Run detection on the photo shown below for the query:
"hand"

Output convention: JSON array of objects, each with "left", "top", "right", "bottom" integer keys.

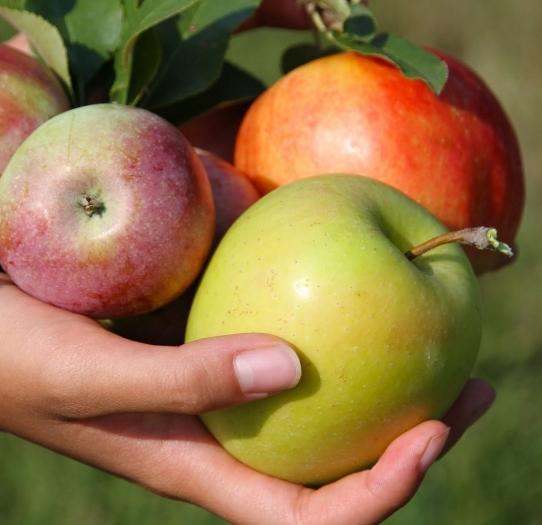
[{"left": 0, "top": 274, "right": 494, "bottom": 525}]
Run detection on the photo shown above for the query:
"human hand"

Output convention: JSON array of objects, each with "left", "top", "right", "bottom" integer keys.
[{"left": 0, "top": 274, "right": 494, "bottom": 525}]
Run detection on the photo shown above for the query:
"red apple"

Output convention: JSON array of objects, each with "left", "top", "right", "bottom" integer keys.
[
  {"left": 104, "top": 285, "right": 196, "bottom": 346},
  {"left": 251, "top": 0, "right": 310, "bottom": 30},
  {"left": 235, "top": 51, "right": 524, "bottom": 273},
  {"left": 105, "top": 151, "right": 258, "bottom": 341},
  {"left": 180, "top": 103, "right": 249, "bottom": 163},
  {"left": 0, "top": 104, "right": 215, "bottom": 318},
  {"left": 0, "top": 44, "right": 70, "bottom": 175},
  {"left": 197, "top": 149, "right": 259, "bottom": 242}
]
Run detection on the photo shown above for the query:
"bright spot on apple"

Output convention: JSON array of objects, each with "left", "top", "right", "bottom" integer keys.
[{"left": 293, "top": 278, "right": 311, "bottom": 299}]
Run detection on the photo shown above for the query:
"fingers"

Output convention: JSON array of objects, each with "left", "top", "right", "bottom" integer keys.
[
  {"left": 0, "top": 277, "right": 301, "bottom": 421},
  {"left": 296, "top": 421, "right": 450, "bottom": 525},
  {"left": 33, "top": 328, "right": 301, "bottom": 419},
  {"left": 441, "top": 378, "right": 496, "bottom": 455}
]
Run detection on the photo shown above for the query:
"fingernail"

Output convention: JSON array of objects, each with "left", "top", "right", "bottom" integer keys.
[
  {"left": 234, "top": 344, "right": 302, "bottom": 396},
  {"left": 419, "top": 428, "right": 450, "bottom": 473}
]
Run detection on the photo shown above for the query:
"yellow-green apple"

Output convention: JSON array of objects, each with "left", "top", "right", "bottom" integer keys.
[
  {"left": 197, "top": 149, "right": 259, "bottom": 243},
  {"left": 186, "top": 174, "right": 483, "bottom": 485},
  {"left": 0, "top": 44, "right": 69, "bottom": 175},
  {"left": 0, "top": 104, "right": 215, "bottom": 318},
  {"left": 234, "top": 51, "right": 524, "bottom": 273}
]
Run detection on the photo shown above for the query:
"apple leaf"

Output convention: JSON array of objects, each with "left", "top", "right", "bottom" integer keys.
[
  {"left": 158, "top": 61, "right": 264, "bottom": 124},
  {"left": 227, "top": 27, "right": 334, "bottom": 87},
  {"left": 24, "top": 0, "right": 122, "bottom": 100},
  {"left": 343, "top": 4, "right": 376, "bottom": 38},
  {"left": 0, "top": 5, "right": 72, "bottom": 94},
  {"left": 331, "top": 31, "right": 448, "bottom": 94},
  {"left": 144, "top": 0, "right": 261, "bottom": 110},
  {"left": 128, "top": 27, "right": 162, "bottom": 106},
  {"left": 110, "top": 0, "right": 201, "bottom": 105},
  {"left": 0, "top": 16, "right": 15, "bottom": 41}
]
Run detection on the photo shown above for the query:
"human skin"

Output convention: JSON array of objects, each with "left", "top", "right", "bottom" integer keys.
[
  {"left": 0, "top": 44, "right": 70, "bottom": 174},
  {"left": 0, "top": 274, "right": 495, "bottom": 525},
  {"left": 235, "top": 51, "right": 524, "bottom": 273},
  {"left": 0, "top": 104, "right": 215, "bottom": 318}
]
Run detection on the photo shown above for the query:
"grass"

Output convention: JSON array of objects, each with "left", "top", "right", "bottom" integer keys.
[{"left": 1, "top": 1, "right": 541, "bottom": 523}]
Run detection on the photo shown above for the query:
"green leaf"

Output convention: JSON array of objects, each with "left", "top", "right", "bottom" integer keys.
[
  {"left": 227, "top": 27, "right": 334, "bottom": 87},
  {"left": 0, "top": 6, "right": 72, "bottom": 93},
  {"left": 158, "top": 61, "right": 264, "bottom": 124},
  {"left": 110, "top": 0, "right": 201, "bottom": 104},
  {"left": 5, "top": 0, "right": 122, "bottom": 103},
  {"left": 145, "top": 0, "right": 260, "bottom": 110},
  {"left": 128, "top": 27, "right": 162, "bottom": 106},
  {"left": 0, "top": 16, "right": 15, "bottom": 41},
  {"left": 343, "top": 4, "right": 376, "bottom": 38},
  {"left": 331, "top": 31, "right": 449, "bottom": 94}
]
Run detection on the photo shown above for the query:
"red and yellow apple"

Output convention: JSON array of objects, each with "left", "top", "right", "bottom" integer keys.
[
  {"left": 235, "top": 51, "right": 524, "bottom": 273},
  {"left": 0, "top": 44, "right": 70, "bottom": 175},
  {"left": 0, "top": 104, "right": 215, "bottom": 318}
]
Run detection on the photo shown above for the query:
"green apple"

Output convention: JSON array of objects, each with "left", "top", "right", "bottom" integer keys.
[{"left": 185, "top": 174, "right": 482, "bottom": 485}]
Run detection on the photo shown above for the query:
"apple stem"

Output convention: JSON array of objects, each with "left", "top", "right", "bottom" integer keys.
[
  {"left": 302, "top": 1, "right": 350, "bottom": 33},
  {"left": 78, "top": 194, "right": 104, "bottom": 218},
  {"left": 404, "top": 227, "right": 514, "bottom": 261}
]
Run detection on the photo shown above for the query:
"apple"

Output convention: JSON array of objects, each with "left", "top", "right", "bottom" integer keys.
[
  {"left": 0, "top": 44, "right": 70, "bottom": 175},
  {"left": 197, "top": 149, "right": 260, "bottom": 243},
  {"left": 5, "top": 33, "right": 31, "bottom": 55},
  {"left": 254, "top": 0, "right": 310, "bottom": 29},
  {"left": 104, "top": 149, "right": 257, "bottom": 340},
  {"left": 0, "top": 104, "right": 215, "bottom": 318},
  {"left": 186, "top": 174, "right": 484, "bottom": 485},
  {"left": 234, "top": 51, "right": 524, "bottom": 273},
  {"left": 180, "top": 103, "right": 250, "bottom": 163},
  {"left": 237, "top": 0, "right": 310, "bottom": 32},
  {"left": 104, "top": 285, "right": 196, "bottom": 346}
]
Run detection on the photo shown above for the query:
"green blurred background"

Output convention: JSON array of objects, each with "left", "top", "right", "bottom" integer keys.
[{"left": 1, "top": 1, "right": 541, "bottom": 524}]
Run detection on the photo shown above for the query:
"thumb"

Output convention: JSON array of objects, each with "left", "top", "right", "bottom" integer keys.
[
  {"left": 44, "top": 330, "right": 301, "bottom": 419},
  {"left": 304, "top": 421, "right": 450, "bottom": 525}
]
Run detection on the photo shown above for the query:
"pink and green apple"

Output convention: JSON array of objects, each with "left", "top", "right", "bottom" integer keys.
[
  {"left": 0, "top": 44, "right": 69, "bottom": 175},
  {"left": 0, "top": 103, "right": 215, "bottom": 318}
]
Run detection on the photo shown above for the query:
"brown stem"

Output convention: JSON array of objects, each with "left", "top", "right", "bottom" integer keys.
[
  {"left": 79, "top": 194, "right": 104, "bottom": 218},
  {"left": 405, "top": 227, "right": 514, "bottom": 261}
]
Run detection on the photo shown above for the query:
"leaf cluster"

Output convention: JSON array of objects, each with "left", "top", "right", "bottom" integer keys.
[{"left": 0, "top": 0, "right": 448, "bottom": 123}]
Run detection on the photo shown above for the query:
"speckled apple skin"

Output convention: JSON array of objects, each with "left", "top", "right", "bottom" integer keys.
[
  {"left": 0, "top": 104, "right": 215, "bottom": 318},
  {"left": 186, "top": 175, "right": 482, "bottom": 485},
  {"left": 235, "top": 51, "right": 524, "bottom": 273},
  {"left": 197, "top": 149, "right": 259, "bottom": 242},
  {"left": 0, "top": 44, "right": 70, "bottom": 174}
]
